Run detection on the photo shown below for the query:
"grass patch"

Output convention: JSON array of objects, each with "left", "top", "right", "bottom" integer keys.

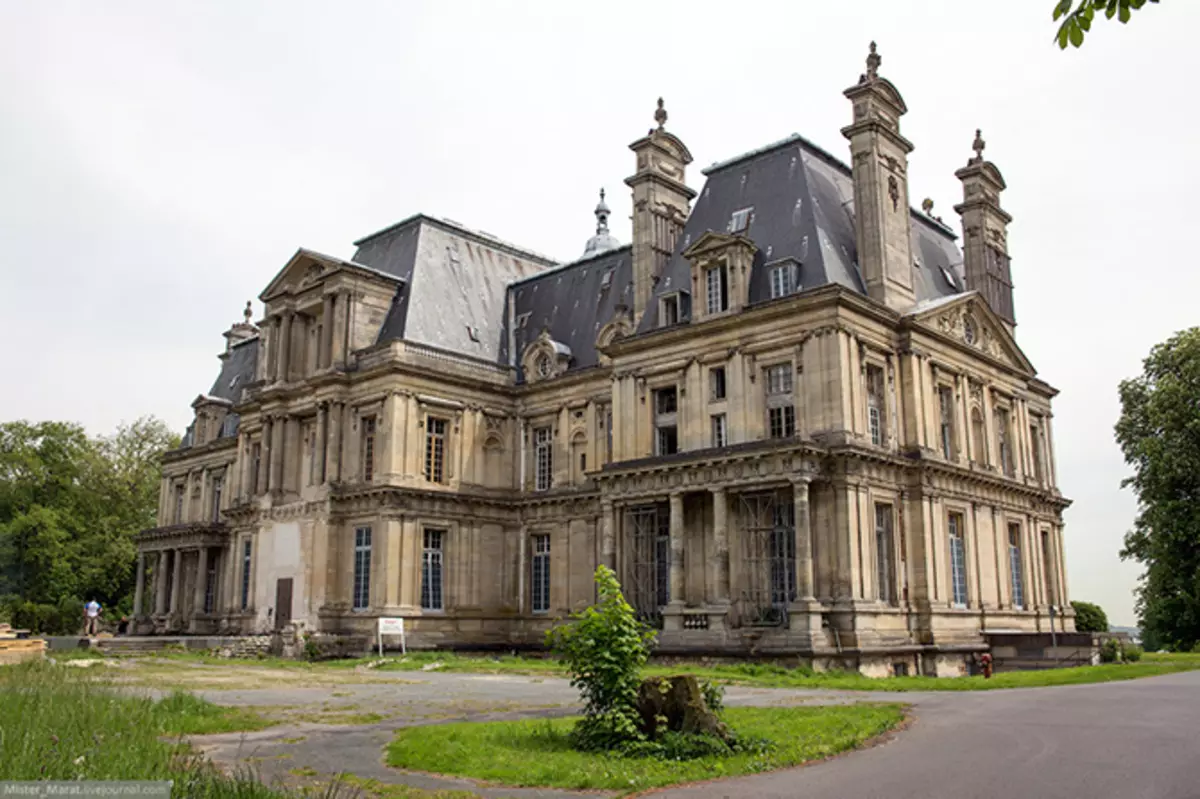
[
  {"left": 0, "top": 661, "right": 283, "bottom": 797},
  {"left": 292, "top": 711, "right": 386, "bottom": 726},
  {"left": 387, "top": 704, "right": 903, "bottom": 792},
  {"left": 342, "top": 775, "right": 481, "bottom": 798}
]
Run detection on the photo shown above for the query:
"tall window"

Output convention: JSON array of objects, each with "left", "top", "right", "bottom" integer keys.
[
  {"left": 705, "top": 264, "right": 729, "bottom": 314},
  {"left": 1030, "top": 421, "right": 1045, "bottom": 483},
  {"left": 654, "top": 387, "right": 678, "bottom": 455},
  {"left": 534, "top": 427, "right": 553, "bottom": 491},
  {"left": 1008, "top": 524, "right": 1025, "bottom": 610},
  {"left": 531, "top": 534, "right": 550, "bottom": 614},
  {"left": 352, "top": 526, "right": 372, "bottom": 611},
  {"left": 203, "top": 555, "right": 216, "bottom": 614},
  {"left": 425, "top": 417, "right": 447, "bottom": 483},
  {"left": 361, "top": 416, "right": 377, "bottom": 482},
  {"left": 240, "top": 538, "right": 252, "bottom": 611},
  {"left": 421, "top": 529, "right": 445, "bottom": 611},
  {"left": 971, "top": 408, "right": 986, "bottom": 464},
  {"left": 660, "top": 294, "right": 680, "bottom": 326},
  {"left": 938, "top": 386, "right": 956, "bottom": 460},
  {"left": 709, "top": 367, "right": 726, "bottom": 401},
  {"left": 769, "top": 263, "right": 796, "bottom": 298},
  {"left": 765, "top": 364, "right": 795, "bottom": 439},
  {"left": 711, "top": 414, "right": 727, "bottom": 448},
  {"left": 173, "top": 483, "right": 185, "bottom": 524},
  {"left": 948, "top": 513, "right": 968, "bottom": 607},
  {"left": 210, "top": 476, "right": 223, "bottom": 523},
  {"left": 251, "top": 442, "right": 262, "bottom": 494},
  {"left": 866, "top": 364, "right": 885, "bottom": 447},
  {"left": 875, "top": 504, "right": 896, "bottom": 605},
  {"left": 996, "top": 408, "right": 1013, "bottom": 476}
]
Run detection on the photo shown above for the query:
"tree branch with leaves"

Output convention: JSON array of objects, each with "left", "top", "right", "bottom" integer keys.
[{"left": 1054, "top": 0, "right": 1159, "bottom": 48}]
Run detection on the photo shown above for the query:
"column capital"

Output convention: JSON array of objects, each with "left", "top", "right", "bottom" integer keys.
[
  {"left": 790, "top": 474, "right": 813, "bottom": 488},
  {"left": 708, "top": 485, "right": 727, "bottom": 496}
]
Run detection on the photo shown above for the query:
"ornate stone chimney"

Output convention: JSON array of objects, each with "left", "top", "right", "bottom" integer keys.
[
  {"left": 222, "top": 301, "right": 259, "bottom": 356},
  {"left": 625, "top": 99, "right": 695, "bottom": 325},
  {"left": 841, "top": 42, "right": 916, "bottom": 312},
  {"left": 955, "top": 129, "right": 1016, "bottom": 334}
]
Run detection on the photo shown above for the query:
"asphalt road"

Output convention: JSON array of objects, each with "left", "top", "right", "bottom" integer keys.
[{"left": 647, "top": 670, "right": 1200, "bottom": 799}]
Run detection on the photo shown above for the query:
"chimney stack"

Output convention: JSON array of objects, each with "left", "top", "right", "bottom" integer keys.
[
  {"left": 841, "top": 42, "right": 916, "bottom": 312},
  {"left": 954, "top": 129, "right": 1016, "bottom": 334},
  {"left": 625, "top": 98, "right": 695, "bottom": 326}
]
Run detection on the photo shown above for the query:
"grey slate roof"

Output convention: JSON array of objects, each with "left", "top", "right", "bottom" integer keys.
[
  {"left": 509, "top": 246, "right": 633, "bottom": 381},
  {"left": 638, "top": 134, "right": 964, "bottom": 332},
  {"left": 354, "top": 215, "right": 556, "bottom": 364},
  {"left": 208, "top": 337, "right": 258, "bottom": 404}
]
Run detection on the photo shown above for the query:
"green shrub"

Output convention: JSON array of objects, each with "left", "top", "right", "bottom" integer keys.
[
  {"left": 1099, "top": 638, "right": 1122, "bottom": 663},
  {"left": 546, "top": 565, "right": 657, "bottom": 752},
  {"left": 1071, "top": 601, "right": 1109, "bottom": 633},
  {"left": 699, "top": 679, "right": 725, "bottom": 713},
  {"left": 2, "top": 596, "right": 85, "bottom": 635},
  {"left": 1124, "top": 644, "right": 1144, "bottom": 662}
]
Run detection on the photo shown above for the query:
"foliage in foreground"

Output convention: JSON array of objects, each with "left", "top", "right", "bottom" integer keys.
[
  {"left": 0, "top": 417, "right": 178, "bottom": 633},
  {"left": 1116, "top": 327, "right": 1200, "bottom": 652},
  {"left": 387, "top": 704, "right": 903, "bottom": 792},
  {"left": 0, "top": 661, "right": 280, "bottom": 797},
  {"left": 1071, "top": 600, "right": 1110, "bottom": 633},
  {"left": 545, "top": 565, "right": 657, "bottom": 752},
  {"left": 1053, "top": 0, "right": 1159, "bottom": 49}
]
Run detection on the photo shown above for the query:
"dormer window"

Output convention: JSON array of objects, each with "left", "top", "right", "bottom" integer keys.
[
  {"left": 705, "top": 265, "right": 729, "bottom": 315},
  {"left": 660, "top": 294, "right": 680, "bottom": 326},
  {"left": 729, "top": 207, "right": 753, "bottom": 233},
  {"left": 769, "top": 262, "right": 798, "bottom": 299}
]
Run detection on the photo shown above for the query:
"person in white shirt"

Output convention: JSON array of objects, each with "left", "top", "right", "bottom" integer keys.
[{"left": 83, "top": 600, "right": 102, "bottom": 637}]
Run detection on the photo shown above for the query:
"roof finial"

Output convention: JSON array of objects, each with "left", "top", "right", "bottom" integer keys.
[
  {"left": 971, "top": 128, "right": 986, "bottom": 165},
  {"left": 594, "top": 188, "right": 611, "bottom": 234},
  {"left": 654, "top": 97, "right": 667, "bottom": 131},
  {"left": 242, "top": 300, "right": 253, "bottom": 325},
  {"left": 921, "top": 198, "right": 934, "bottom": 215},
  {"left": 866, "top": 41, "right": 881, "bottom": 81}
]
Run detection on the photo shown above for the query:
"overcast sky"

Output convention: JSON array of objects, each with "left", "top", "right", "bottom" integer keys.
[{"left": 2, "top": 1, "right": 1194, "bottom": 626}]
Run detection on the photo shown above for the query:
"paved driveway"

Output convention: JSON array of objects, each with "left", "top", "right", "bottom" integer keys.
[
  {"left": 648, "top": 670, "right": 1200, "bottom": 799},
  {"left": 188, "top": 668, "right": 1200, "bottom": 799}
]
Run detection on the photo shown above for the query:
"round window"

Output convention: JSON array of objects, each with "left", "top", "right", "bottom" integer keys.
[{"left": 536, "top": 354, "right": 553, "bottom": 377}]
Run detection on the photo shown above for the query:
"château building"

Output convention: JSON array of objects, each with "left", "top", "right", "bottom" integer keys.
[{"left": 134, "top": 44, "right": 1073, "bottom": 676}]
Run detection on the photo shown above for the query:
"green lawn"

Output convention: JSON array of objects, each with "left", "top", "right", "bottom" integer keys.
[
  {"left": 0, "top": 661, "right": 278, "bottom": 797},
  {"left": 387, "top": 705, "right": 904, "bottom": 793}
]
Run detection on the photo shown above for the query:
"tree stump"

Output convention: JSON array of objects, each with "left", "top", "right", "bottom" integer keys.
[{"left": 636, "top": 675, "right": 729, "bottom": 741}]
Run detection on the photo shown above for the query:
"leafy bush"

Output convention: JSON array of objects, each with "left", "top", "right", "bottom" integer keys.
[
  {"left": 546, "top": 565, "right": 657, "bottom": 752},
  {"left": 699, "top": 679, "right": 725, "bottom": 713},
  {"left": 1099, "top": 638, "right": 1122, "bottom": 663},
  {"left": 1071, "top": 601, "right": 1109, "bottom": 633},
  {"left": 1124, "top": 644, "right": 1143, "bottom": 662},
  {"left": 2, "top": 596, "right": 85, "bottom": 635}
]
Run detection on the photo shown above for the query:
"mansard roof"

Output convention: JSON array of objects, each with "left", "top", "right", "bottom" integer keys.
[
  {"left": 509, "top": 245, "right": 633, "bottom": 382},
  {"left": 208, "top": 336, "right": 258, "bottom": 404},
  {"left": 637, "top": 133, "right": 965, "bottom": 332}
]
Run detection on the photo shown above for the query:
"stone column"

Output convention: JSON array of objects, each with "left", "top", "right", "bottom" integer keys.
[
  {"left": 193, "top": 547, "right": 209, "bottom": 616},
  {"left": 133, "top": 553, "right": 146, "bottom": 618},
  {"left": 279, "top": 311, "right": 293, "bottom": 383},
  {"left": 710, "top": 488, "right": 730, "bottom": 603},
  {"left": 155, "top": 551, "right": 169, "bottom": 615},
  {"left": 793, "top": 477, "right": 815, "bottom": 600},
  {"left": 284, "top": 416, "right": 301, "bottom": 493},
  {"left": 321, "top": 294, "right": 334, "bottom": 370},
  {"left": 317, "top": 403, "right": 329, "bottom": 484},
  {"left": 267, "top": 316, "right": 280, "bottom": 381},
  {"left": 169, "top": 548, "right": 183, "bottom": 617},
  {"left": 259, "top": 418, "right": 273, "bottom": 493},
  {"left": 331, "top": 291, "right": 348, "bottom": 367},
  {"left": 325, "top": 403, "right": 343, "bottom": 483},
  {"left": 600, "top": 499, "right": 616, "bottom": 571},
  {"left": 270, "top": 415, "right": 286, "bottom": 493},
  {"left": 668, "top": 492, "right": 685, "bottom": 605}
]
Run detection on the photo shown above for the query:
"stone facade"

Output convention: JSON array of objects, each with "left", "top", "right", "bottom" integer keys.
[{"left": 134, "top": 45, "right": 1073, "bottom": 676}]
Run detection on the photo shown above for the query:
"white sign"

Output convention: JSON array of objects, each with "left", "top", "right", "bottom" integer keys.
[{"left": 377, "top": 617, "right": 407, "bottom": 657}]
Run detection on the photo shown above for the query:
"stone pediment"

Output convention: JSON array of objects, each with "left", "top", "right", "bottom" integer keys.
[
  {"left": 682, "top": 230, "right": 757, "bottom": 262},
  {"left": 906, "top": 292, "right": 1034, "bottom": 375},
  {"left": 260, "top": 248, "right": 399, "bottom": 302}
]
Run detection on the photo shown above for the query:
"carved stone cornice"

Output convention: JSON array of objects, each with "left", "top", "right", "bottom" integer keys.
[{"left": 135, "top": 523, "right": 230, "bottom": 551}]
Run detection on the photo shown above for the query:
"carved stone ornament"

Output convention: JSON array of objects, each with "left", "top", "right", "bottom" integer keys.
[
  {"left": 521, "top": 329, "right": 572, "bottom": 382},
  {"left": 934, "top": 304, "right": 1009, "bottom": 363}
]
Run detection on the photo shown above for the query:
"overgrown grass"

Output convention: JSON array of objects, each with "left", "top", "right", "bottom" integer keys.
[
  {"left": 386, "top": 704, "right": 904, "bottom": 792},
  {"left": 0, "top": 661, "right": 282, "bottom": 797}
]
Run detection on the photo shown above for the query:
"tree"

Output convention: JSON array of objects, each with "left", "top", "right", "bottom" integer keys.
[
  {"left": 0, "top": 417, "right": 177, "bottom": 633},
  {"left": 1053, "top": 0, "right": 1159, "bottom": 49},
  {"left": 1115, "top": 328, "right": 1200, "bottom": 652},
  {"left": 1071, "top": 600, "right": 1110, "bottom": 633}
]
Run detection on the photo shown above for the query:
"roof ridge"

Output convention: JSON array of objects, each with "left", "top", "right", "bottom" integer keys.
[
  {"left": 508, "top": 244, "right": 631, "bottom": 287},
  {"left": 354, "top": 213, "right": 558, "bottom": 265}
]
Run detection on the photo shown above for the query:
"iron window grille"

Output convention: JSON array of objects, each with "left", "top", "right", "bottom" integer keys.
[
  {"left": 875, "top": 504, "right": 896, "bottom": 605},
  {"left": 240, "top": 539, "right": 252, "bottom": 611},
  {"left": 626, "top": 504, "right": 670, "bottom": 627},
  {"left": 711, "top": 414, "right": 727, "bottom": 448},
  {"left": 737, "top": 491, "right": 795, "bottom": 627},
  {"left": 353, "top": 526, "right": 372, "bottom": 611},
  {"left": 1008, "top": 524, "right": 1025, "bottom": 609},
  {"left": 531, "top": 534, "right": 551, "bottom": 614},
  {"left": 422, "top": 529, "right": 445, "bottom": 611}
]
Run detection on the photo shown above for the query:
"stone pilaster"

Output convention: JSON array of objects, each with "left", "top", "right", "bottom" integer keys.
[
  {"left": 193, "top": 547, "right": 209, "bottom": 619},
  {"left": 668, "top": 492, "right": 684, "bottom": 605},
  {"left": 710, "top": 488, "right": 730, "bottom": 603},
  {"left": 169, "top": 549, "right": 183, "bottom": 618},
  {"left": 155, "top": 551, "right": 169, "bottom": 615},
  {"left": 600, "top": 499, "right": 616, "bottom": 571},
  {"left": 133, "top": 554, "right": 146, "bottom": 618}
]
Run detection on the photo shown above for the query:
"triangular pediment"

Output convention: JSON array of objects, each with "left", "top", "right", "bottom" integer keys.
[
  {"left": 259, "top": 248, "right": 401, "bottom": 302},
  {"left": 682, "top": 230, "right": 757, "bottom": 261},
  {"left": 906, "top": 292, "right": 1034, "bottom": 375}
]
